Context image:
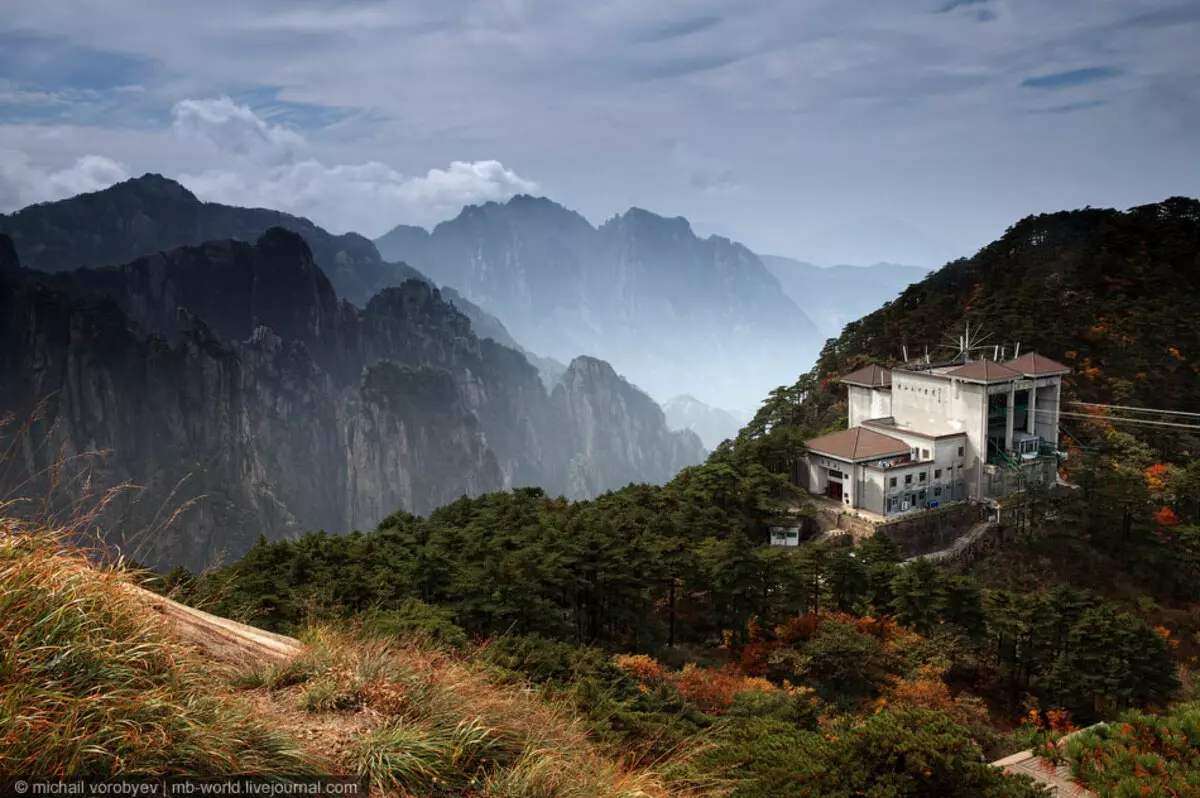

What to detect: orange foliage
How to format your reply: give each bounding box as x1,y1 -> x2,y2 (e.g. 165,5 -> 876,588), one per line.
1145,464 -> 1171,494
612,653 -> 666,683
1155,507 -> 1181,527
1153,626 -> 1181,650
616,654 -> 784,715
667,664 -> 778,714
876,665 -> 990,729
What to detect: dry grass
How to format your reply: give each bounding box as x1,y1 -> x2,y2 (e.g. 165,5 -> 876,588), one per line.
225,626 -> 714,798
0,520 -> 713,796
0,519 -> 315,778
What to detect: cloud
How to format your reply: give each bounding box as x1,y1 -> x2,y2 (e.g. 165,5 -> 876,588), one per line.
0,151 -> 128,209
0,0 -> 1195,261
1020,67 -> 1122,90
935,0 -> 989,13
171,97 -> 538,234
172,95 -> 306,166
634,15 -> 723,43
1034,99 -> 1109,114
669,142 -> 743,197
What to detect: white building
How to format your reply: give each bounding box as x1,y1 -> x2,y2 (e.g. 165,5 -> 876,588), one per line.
802,354 -> 1069,517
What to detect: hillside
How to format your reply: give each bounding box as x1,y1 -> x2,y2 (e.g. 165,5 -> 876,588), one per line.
739,198 -> 1200,465
759,256 -> 931,340
0,523 -> 698,796
376,196 -> 821,409
0,228 -> 704,571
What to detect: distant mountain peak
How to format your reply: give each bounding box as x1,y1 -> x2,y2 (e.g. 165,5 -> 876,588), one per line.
120,173 -> 199,203
610,207 -> 694,236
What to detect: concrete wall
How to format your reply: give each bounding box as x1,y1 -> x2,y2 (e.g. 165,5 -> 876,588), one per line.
856,467 -> 886,515
958,381 -> 989,500
891,372 -> 962,435
875,501 -> 987,558
1032,379 -> 1061,442
848,385 -> 892,427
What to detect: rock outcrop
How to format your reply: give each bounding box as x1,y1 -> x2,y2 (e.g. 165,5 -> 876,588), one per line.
375,196 -> 821,409
0,229 -> 704,571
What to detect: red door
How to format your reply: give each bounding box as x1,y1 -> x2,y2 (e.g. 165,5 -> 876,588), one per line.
827,481 -> 843,501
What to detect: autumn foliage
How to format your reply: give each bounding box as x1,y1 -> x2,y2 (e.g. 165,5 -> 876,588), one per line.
1154,506 -> 1181,527
612,654 -> 781,714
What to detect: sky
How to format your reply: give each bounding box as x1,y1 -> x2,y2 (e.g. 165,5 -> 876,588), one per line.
0,0 -> 1197,267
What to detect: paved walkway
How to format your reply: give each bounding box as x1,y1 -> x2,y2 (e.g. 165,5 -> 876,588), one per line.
991,749 -> 1093,796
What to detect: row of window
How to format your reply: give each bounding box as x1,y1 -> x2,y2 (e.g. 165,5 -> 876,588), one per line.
889,465 -> 954,488
885,484 -> 952,512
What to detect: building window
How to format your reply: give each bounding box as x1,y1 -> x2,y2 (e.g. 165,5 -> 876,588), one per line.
919,472 -> 927,482
921,448 -> 930,459
935,469 -> 942,479
934,487 -> 942,497
905,474 -> 913,485
957,446 -> 965,457
889,477 -> 897,488
918,490 -> 927,501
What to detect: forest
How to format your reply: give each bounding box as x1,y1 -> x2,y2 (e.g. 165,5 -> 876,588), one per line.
152,199 -> 1200,795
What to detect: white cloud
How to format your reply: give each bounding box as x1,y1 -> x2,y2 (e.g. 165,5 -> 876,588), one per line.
0,97 -> 539,237
172,96 -> 306,167
0,151 -> 129,209
171,97 -> 538,234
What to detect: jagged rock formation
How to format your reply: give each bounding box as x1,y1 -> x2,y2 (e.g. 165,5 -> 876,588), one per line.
376,196 -> 821,409
552,358 -> 705,497
0,229 -> 706,571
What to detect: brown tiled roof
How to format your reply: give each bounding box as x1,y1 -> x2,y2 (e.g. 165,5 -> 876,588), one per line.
840,364 -> 892,388
945,358 -> 1023,383
805,427 -> 910,462
1005,352 -> 1071,376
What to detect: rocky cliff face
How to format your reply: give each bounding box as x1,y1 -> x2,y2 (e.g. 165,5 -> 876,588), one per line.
552,357 -> 707,499
0,229 -> 704,571
375,196 -> 821,409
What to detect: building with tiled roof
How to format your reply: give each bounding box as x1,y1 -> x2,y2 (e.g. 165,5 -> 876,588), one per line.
804,350 -> 1070,518
1006,352 -> 1071,377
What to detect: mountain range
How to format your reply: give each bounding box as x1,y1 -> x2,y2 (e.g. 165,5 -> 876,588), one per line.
376,197 -> 821,411
760,256 -> 932,340
0,178 -> 706,570
662,395 -> 749,451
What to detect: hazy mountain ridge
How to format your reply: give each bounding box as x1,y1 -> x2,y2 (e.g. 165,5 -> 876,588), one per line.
662,394 -> 745,451
760,255 -> 932,340
0,226 -> 705,570
0,174 -> 424,308
376,195 -> 821,409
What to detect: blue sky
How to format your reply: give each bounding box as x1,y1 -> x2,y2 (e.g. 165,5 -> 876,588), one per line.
0,0 -> 1197,266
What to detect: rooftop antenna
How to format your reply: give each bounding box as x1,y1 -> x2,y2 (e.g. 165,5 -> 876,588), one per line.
938,320 -> 993,364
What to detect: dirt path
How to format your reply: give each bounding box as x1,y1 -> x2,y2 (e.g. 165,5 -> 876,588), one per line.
122,583 -> 303,667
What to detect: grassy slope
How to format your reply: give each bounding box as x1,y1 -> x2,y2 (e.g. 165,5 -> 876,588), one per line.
0,519 -> 708,797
